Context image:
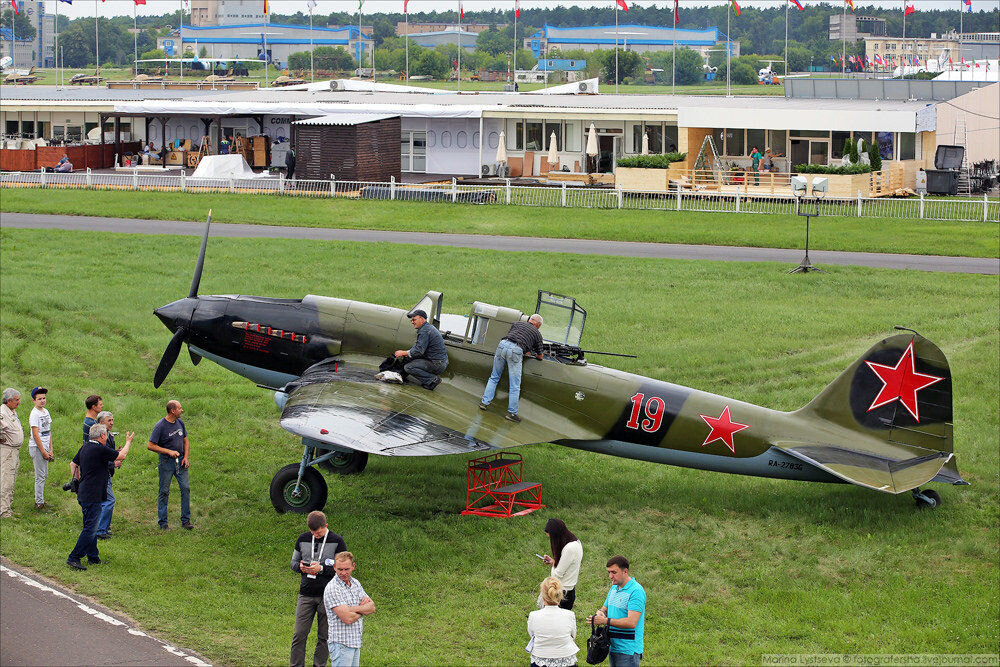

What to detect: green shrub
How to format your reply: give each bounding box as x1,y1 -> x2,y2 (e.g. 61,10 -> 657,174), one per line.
616,152 -> 687,169
794,163 -> 872,175
843,137 -> 854,163
868,142 -> 882,171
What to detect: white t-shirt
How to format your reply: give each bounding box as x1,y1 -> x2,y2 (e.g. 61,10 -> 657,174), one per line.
28,407 -> 51,451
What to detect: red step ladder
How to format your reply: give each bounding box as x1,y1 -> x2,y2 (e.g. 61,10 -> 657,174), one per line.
461,453 -> 544,518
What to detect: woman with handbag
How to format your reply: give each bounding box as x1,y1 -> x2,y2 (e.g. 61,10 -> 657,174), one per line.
527,577 -> 579,667
539,518 -> 583,610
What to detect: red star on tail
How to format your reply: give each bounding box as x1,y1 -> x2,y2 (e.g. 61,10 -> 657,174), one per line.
699,405 -> 750,454
864,341 -> 944,422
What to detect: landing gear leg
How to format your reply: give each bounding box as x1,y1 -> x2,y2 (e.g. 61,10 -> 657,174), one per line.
268,446 -> 329,514
912,487 -> 942,510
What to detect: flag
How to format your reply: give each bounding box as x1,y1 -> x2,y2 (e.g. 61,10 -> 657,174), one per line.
515,0 -> 520,17
845,0 -> 854,12
616,0 -> 629,10
403,0 -> 409,12
673,0 -> 679,24
134,0 -> 146,4
58,0 -> 71,4
790,0 -> 804,10
730,0 -> 740,16
904,4 -> 915,15
963,0 -> 971,12
10,0 -> 18,14
263,0 -> 268,14
308,0 -> 317,10
460,1 -> 464,18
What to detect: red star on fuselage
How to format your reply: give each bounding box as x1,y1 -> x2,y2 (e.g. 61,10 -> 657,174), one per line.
864,340 -> 944,422
699,405 -> 750,454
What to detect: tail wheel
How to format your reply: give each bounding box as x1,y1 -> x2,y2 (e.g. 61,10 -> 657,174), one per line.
914,488 -> 942,510
269,464 -> 328,514
319,450 -> 369,475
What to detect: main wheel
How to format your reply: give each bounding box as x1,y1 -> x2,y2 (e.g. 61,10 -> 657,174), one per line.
318,450 -> 369,475
269,464 -> 328,514
915,488 -> 942,510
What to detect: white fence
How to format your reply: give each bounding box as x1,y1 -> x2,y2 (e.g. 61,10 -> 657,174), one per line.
2,170 -> 997,223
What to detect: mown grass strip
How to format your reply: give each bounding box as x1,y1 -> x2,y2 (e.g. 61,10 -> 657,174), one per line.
2,189 -> 997,258
0,228 -> 997,665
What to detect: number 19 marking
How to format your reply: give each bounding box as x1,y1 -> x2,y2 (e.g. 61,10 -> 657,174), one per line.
626,392 -> 666,433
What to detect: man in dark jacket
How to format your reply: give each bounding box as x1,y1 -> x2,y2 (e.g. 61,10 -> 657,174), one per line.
394,310 -> 448,390
285,143 -> 296,180
479,314 -> 544,422
290,511 -> 347,667
67,423 -> 133,570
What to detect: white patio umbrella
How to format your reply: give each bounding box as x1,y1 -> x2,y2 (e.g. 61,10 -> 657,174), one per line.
547,131 -> 559,166
586,123 -> 598,172
496,130 -> 507,164
641,132 -> 650,155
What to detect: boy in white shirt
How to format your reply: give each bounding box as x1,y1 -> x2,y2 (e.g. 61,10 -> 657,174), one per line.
28,387 -> 53,508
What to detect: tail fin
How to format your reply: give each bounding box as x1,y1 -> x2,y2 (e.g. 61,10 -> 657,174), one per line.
778,332 -> 963,494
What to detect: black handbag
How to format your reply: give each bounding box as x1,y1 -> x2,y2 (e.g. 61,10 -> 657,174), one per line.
586,617 -> 611,665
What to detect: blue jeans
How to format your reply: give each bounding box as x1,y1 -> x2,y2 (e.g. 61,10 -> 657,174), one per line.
97,476 -> 115,536
157,458 -> 190,526
68,501 -> 102,562
481,339 -> 524,414
328,642 -> 361,667
609,652 -> 642,667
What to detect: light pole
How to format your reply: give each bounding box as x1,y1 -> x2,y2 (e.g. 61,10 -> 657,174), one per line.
789,175 -> 828,273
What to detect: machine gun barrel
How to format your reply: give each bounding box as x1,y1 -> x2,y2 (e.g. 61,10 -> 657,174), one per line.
578,349 -> 638,359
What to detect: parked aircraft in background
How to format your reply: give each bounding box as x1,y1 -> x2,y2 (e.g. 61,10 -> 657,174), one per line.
153,215 -> 967,514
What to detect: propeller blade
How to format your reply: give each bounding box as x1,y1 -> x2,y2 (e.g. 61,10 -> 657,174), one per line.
188,209 -> 212,299
189,347 -> 202,366
153,328 -> 187,389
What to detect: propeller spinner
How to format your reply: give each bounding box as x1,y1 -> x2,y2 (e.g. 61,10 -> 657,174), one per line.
152,211 -> 212,388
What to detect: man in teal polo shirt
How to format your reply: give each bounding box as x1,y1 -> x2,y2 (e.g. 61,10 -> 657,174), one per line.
589,555 -> 646,667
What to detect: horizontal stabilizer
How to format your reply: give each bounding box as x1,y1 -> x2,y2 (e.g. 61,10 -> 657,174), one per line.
776,442 -> 953,494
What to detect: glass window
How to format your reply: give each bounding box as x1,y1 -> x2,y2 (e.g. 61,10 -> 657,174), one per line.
725,128 -> 744,156
899,132 -> 916,160
810,141 -> 829,165
853,131 -> 873,151
507,119 -> 522,150
664,125 -> 678,153
793,130 -> 829,138
84,122 -> 98,138
66,126 -> 83,142
746,129 -> 766,156
768,130 -> 786,156
525,122 -> 544,151
631,123 -> 644,154
544,122 -> 562,152
648,123 -> 663,153
876,132 -> 894,160
564,122 -> 579,152
831,131 -> 851,159
20,121 -> 35,138
54,125 -> 65,140
5,120 -> 18,135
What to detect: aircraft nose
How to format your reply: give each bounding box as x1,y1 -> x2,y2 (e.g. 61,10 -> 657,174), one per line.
154,298 -> 196,333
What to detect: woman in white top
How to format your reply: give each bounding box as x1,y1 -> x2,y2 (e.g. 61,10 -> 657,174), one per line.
527,577 -> 579,667
540,518 -> 583,610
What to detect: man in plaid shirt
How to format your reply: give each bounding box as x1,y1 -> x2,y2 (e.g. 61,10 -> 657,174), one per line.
323,552 -> 375,667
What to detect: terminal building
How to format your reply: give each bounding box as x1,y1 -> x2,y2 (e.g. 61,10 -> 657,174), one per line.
525,24 -> 738,61
158,23 -> 372,68
1,80 -> 996,182
0,0 -> 54,68
866,31 -> 1000,65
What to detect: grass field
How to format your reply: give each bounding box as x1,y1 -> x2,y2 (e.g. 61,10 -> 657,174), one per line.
0,227 -> 997,665
2,189 -> 998,259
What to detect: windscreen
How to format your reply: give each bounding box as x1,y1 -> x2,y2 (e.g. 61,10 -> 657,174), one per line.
535,291 -> 586,347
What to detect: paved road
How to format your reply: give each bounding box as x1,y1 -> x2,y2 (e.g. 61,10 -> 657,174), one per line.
2,212 -> 997,275
0,560 -> 209,666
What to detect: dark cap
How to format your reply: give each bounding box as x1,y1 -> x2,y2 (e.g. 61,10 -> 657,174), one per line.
409,310 -> 428,320
31,387 -> 47,399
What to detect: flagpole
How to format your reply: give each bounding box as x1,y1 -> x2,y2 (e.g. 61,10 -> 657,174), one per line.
958,0 -> 963,82
134,1 -> 138,76
264,6 -> 269,86
513,2 -> 517,84
671,1 -> 676,94
842,2 -> 847,76
615,2 -> 618,95
457,2 -> 461,92
179,0 -> 184,80
902,0 -> 906,79
784,0 -> 789,76
309,2 -> 314,83
95,0 -> 100,76
726,2 -> 731,97
405,3 -> 409,86
55,0 -> 59,85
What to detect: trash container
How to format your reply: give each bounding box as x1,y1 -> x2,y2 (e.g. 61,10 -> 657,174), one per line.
924,145 -> 964,196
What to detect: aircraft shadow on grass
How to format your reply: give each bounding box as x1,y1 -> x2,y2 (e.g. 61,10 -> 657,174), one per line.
151,213 -> 968,515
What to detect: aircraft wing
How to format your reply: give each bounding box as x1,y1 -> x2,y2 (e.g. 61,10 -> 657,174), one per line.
279,359 -> 600,457
774,441 -> 953,494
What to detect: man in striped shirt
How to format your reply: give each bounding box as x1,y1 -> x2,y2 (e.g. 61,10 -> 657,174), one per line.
323,552 -> 375,667
479,314 -> 545,423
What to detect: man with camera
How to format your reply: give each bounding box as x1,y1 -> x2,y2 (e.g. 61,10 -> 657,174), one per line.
67,422 -> 133,570
290,511 -> 347,667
